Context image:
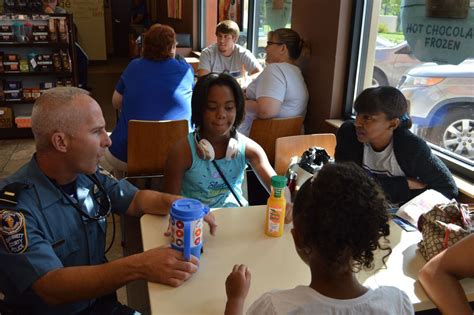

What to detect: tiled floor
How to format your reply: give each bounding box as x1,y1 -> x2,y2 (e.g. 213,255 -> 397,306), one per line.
0,139 -> 36,180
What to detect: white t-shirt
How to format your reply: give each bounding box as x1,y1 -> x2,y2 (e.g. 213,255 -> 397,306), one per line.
239,62 -> 308,135
198,43 -> 261,78
247,285 -> 414,315
362,140 -> 405,177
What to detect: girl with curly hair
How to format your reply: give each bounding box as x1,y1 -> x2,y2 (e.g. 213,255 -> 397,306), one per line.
224,162 -> 414,315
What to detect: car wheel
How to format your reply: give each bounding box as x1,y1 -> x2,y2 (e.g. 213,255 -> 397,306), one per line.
426,108 -> 474,159
237,34 -> 247,47
256,47 -> 266,60
372,68 -> 389,87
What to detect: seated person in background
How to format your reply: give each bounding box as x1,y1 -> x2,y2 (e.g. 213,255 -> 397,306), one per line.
130,0 -> 151,29
129,0 -> 151,54
225,162 -> 414,315
0,87 -> 205,315
335,86 -> 457,205
197,20 -> 262,81
164,73 -> 291,219
419,234 -> 474,315
106,24 -> 194,173
238,28 -> 308,136
43,0 -> 66,13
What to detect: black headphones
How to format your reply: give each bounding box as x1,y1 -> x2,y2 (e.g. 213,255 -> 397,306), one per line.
53,174 -> 111,221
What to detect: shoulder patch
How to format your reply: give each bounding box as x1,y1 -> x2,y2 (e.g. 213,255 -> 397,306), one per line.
0,210 -> 28,254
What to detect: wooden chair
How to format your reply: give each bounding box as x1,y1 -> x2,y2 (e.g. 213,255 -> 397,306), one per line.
127,119 -> 188,176
124,119 -> 188,313
249,116 -> 304,165
274,133 -> 337,175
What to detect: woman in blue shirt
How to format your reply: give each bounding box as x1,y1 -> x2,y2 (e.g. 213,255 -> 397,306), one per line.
106,24 -> 194,173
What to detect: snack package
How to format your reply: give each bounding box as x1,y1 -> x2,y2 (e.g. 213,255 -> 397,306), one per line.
60,49 -> 71,72
28,52 -> 37,71
19,59 -> 29,72
58,18 -> 68,43
32,24 -> 48,42
52,52 -> 62,71
48,18 -> 57,42
23,88 -> 32,100
0,107 -> 13,128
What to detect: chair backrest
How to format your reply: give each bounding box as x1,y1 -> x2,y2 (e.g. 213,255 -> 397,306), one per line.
249,116 -> 304,165
176,33 -> 192,47
127,119 -> 188,176
176,33 -> 192,57
274,133 -> 337,175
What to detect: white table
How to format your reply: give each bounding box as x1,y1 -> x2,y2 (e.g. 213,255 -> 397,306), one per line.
141,205 -> 474,314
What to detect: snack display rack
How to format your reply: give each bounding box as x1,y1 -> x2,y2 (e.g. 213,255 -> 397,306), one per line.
0,13 -> 77,139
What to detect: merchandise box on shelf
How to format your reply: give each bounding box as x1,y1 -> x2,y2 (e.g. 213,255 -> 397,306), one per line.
0,13 -> 77,139
0,106 -> 13,128
14,115 -> 32,128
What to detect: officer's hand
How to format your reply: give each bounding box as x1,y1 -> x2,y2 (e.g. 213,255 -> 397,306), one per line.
141,247 -> 199,287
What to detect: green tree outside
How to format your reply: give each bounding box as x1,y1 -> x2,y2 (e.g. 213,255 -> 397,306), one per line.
381,0 -> 401,16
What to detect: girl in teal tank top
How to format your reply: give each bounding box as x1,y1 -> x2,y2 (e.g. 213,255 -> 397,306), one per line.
164,73 -> 293,228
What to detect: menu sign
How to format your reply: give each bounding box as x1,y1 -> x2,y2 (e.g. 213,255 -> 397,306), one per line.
400,0 -> 474,64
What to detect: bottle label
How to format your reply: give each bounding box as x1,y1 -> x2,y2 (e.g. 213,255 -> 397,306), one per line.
267,206 -> 282,233
274,187 -> 283,198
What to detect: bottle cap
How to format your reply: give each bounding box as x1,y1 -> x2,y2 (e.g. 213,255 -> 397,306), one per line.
271,175 -> 287,188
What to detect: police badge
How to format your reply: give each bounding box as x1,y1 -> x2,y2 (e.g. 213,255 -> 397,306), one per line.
0,210 -> 28,254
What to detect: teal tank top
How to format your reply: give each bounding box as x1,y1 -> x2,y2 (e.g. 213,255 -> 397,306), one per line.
181,132 -> 248,208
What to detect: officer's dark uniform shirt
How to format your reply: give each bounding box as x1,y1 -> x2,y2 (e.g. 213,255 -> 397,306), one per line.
0,156 -> 138,315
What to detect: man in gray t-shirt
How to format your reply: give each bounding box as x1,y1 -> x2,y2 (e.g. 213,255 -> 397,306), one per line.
198,20 -> 262,79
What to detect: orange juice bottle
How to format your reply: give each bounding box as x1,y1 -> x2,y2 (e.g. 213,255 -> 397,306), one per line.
265,176 -> 287,237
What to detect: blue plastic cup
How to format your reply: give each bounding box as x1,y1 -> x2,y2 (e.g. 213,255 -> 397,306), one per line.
169,198 -> 210,260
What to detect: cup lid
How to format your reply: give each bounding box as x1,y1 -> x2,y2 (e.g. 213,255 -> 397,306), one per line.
170,198 -> 210,220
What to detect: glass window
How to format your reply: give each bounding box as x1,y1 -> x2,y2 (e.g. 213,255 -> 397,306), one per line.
350,0 -> 474,175
253,0 -> 293,65
200,0 -> 250,49
236,0 -> 249,47
199,0 -> 293,66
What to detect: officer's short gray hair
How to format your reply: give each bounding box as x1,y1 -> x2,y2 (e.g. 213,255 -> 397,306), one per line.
32,87 -> 91,151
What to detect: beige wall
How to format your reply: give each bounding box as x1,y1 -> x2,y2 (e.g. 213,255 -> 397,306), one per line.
154,0 -> 199,50
68,0 -> 107,60
292,0 -> 353,133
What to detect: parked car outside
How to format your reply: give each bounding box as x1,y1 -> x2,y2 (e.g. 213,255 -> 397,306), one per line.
373,38 -> 425,87
398,60 -> 474,161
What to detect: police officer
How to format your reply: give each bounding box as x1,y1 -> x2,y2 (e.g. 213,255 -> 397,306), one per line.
0,87 -> 217,314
